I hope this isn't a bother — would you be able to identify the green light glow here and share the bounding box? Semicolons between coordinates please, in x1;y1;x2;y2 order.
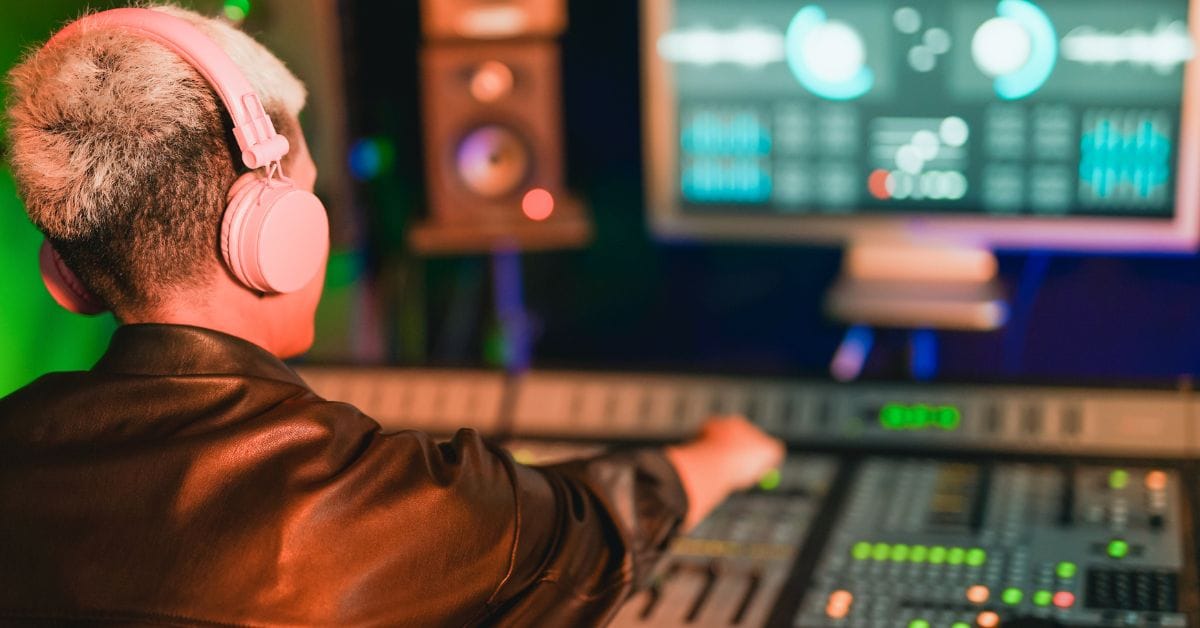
851;542;872;560
890;544;910;562
928;546;947;564
908;620;930;628
1107;539;1129;559
947;547;965;565
879;402;962;431
758;468;782;491
909;545;928;563
952;623;971;628
1033;590;1053;607
1108;469;1130;490
1056;561;1077;579
871;543;891;561
966;548;987;567
1002;588;1023;605
223;0;250;22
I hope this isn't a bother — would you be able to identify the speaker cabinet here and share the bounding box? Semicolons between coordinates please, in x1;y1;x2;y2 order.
413;40;589;253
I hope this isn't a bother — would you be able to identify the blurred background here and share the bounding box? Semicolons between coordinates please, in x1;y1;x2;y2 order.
4;0;1200;397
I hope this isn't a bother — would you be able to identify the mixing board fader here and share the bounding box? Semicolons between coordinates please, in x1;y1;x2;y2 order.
796;460;1190;628
610;457;839;628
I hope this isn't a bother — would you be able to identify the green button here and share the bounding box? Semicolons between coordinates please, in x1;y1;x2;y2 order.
966;548;987;567
891;544;910;562
952;623;971;628
928;546;947;564
1033;590;1053;607
938;406;962;430
909;545;928;563
947;547;966;565
851;542;872;560
758;468;782;491
1056;561;1077;579
1107;539;1130;559
872;543;891;561
1002;588;1023;605
880;403;906;430
1109;469;1130;490
908;621;930;628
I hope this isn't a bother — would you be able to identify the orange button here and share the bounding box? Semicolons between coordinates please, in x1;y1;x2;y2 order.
826;603;850;620
976;610;1000;627
826;589;853;619
1145;470;1168;492
966;585;990;604
828;590;853;608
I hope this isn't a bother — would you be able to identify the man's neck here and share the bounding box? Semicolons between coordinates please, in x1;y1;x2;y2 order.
117;271;310;359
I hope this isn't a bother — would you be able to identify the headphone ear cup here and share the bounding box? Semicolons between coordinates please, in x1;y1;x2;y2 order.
221;173;329;294
38;240;107;315
221;172;262;277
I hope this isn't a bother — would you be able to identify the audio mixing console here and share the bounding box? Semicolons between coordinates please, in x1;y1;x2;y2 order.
794;460;1190;627
299;367;1200;627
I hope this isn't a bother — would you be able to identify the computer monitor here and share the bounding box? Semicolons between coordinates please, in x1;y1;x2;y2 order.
642;0;1200;254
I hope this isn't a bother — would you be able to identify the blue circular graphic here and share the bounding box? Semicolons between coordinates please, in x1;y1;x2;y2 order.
994;0;1058;100
785;6;875;101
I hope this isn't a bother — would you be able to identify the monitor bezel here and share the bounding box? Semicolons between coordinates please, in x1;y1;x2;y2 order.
641;0;1200;252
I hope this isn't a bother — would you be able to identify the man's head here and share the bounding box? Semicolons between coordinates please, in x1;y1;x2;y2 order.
6;5;323;357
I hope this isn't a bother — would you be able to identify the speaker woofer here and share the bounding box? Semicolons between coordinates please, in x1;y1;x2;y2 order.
455;125;530;199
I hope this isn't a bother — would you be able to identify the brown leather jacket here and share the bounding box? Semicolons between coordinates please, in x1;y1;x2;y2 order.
0;325;688;626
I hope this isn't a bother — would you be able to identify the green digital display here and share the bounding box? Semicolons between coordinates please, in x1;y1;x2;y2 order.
878;403;962;431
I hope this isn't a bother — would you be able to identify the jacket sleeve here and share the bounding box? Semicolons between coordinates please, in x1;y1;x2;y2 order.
472;435;689;626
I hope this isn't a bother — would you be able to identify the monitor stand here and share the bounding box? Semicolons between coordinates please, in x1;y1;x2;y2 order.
824;242;1009;331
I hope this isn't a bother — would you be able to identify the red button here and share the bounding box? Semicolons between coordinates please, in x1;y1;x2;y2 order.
1053;591;1075;608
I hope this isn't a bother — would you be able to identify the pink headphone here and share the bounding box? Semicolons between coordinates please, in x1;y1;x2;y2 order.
38;8;330;315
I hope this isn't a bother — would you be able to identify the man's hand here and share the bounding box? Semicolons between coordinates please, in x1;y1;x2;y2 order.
664;417;786;530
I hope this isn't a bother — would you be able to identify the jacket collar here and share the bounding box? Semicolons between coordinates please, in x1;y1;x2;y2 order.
92;324;308;387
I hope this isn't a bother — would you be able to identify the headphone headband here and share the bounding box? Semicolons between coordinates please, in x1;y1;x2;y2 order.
48;8;288;169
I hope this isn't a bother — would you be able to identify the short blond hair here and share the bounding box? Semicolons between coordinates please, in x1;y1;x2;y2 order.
6;4;306;312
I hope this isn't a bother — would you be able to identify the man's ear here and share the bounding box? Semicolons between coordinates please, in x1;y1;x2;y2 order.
39;240;107;315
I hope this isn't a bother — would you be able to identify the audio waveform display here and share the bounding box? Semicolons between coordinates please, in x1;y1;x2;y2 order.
1062;20;1195;74
657;26;784;68
680;108;774;203
1079;110;1172;209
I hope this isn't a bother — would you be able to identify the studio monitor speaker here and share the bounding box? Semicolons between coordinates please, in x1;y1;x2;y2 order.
413;2;589;253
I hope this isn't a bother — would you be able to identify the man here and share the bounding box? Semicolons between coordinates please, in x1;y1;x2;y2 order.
0;4;784;626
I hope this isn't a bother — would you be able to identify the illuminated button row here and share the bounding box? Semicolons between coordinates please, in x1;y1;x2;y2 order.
909;613;999;628
965;586;1063;607
1109;468;1170;492
901;595;1075;628
850;542;986;566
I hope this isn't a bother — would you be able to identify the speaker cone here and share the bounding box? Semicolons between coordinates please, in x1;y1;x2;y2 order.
455;125;530;198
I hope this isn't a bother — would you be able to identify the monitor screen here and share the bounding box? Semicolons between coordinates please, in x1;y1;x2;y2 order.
642;0;1200;251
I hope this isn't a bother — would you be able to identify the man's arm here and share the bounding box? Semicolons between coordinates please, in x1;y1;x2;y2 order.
476;417;784;625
